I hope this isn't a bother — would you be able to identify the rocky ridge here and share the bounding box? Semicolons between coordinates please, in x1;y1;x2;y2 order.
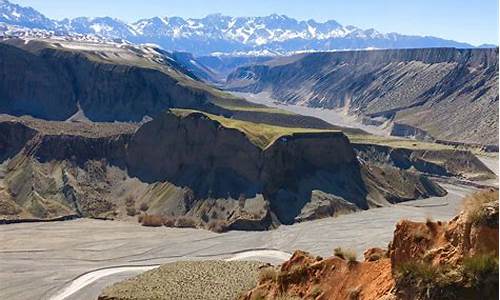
226;47;499;146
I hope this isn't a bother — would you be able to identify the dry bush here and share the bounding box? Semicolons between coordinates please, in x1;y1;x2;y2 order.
140;214;164;227
125;195;135;207
396;261;443;283
462;189;499;225
162;217;176;227
278;264;309;285
309;285;322;298
175;216;198;228
126;206;137;216
139;202;149;212
258;266;278;282
333;247;357;262
238;193;247;208
207;219;229;233
413;226;431;243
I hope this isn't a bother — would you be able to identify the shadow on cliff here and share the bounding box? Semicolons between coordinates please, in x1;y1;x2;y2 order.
264;162;369;224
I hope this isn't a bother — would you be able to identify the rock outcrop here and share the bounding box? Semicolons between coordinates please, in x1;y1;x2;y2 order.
226;48;499;146
354;143;496;181
241;190;499;299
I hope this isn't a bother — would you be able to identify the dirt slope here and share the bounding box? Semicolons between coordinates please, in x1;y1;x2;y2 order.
241;190;499;299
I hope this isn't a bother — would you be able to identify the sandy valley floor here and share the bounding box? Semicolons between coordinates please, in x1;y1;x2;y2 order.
0;183;478;300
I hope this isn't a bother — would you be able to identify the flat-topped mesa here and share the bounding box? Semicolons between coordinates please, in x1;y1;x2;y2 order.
126;110;444;227
126;109;355;197
0;112;446;229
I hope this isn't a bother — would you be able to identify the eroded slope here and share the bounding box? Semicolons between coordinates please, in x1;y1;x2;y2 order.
226;48;499;146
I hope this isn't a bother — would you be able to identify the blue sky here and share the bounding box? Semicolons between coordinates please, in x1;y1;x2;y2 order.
13;0;499;45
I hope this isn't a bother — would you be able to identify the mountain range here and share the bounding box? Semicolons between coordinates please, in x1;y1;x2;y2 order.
0;0;486;56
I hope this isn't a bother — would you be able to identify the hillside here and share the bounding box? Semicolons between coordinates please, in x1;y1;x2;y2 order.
226;48;499;146
241;190;499;299
4;109;484;230
0;37;341;131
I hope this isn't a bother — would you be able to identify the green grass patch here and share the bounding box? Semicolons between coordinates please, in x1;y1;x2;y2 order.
171;109;338;149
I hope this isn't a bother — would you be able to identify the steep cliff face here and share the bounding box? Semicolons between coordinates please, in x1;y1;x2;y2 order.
0;111;448;229
0;39;234;121
226;48;499;146
0;38;345;133
127;111;446;226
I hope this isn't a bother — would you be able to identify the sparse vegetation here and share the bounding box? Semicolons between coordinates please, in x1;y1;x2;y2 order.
333;247;357;262
139;202;149;212
462;253;499;283
258;267;278;282
396;261;442;283
126;206;137;216
207;219;229;233
462;189;499;225
171;109;337;149
162;217;176;227
309;285;322;298
413;227;431;242
347;286;361;300
140;214;164;227
175;216;198;228
124;196;137;216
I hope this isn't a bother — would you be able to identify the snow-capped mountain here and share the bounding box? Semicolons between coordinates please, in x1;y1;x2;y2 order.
0;0;479;56
0;0;54;29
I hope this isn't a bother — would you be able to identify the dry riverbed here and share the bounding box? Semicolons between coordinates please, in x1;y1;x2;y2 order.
0;183;479;300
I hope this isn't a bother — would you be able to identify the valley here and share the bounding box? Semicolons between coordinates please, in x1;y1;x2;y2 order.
0;183;477;300
0;2;497;298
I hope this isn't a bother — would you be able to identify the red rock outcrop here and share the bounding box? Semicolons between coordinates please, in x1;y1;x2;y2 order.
241;190;499;299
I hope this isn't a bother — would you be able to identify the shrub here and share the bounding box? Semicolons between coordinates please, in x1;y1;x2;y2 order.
207;219;228;233
258;267;278;282
278;264;309;285
140;214;164;227
162;217;176;227
396;261;441;283
462;253;499;282
333;247;357;262
175;216;198;228
139;202;149;212
310;285;322;298
125;195;135;207
462;190;499;225
126;206;137;216
238;194;246;208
